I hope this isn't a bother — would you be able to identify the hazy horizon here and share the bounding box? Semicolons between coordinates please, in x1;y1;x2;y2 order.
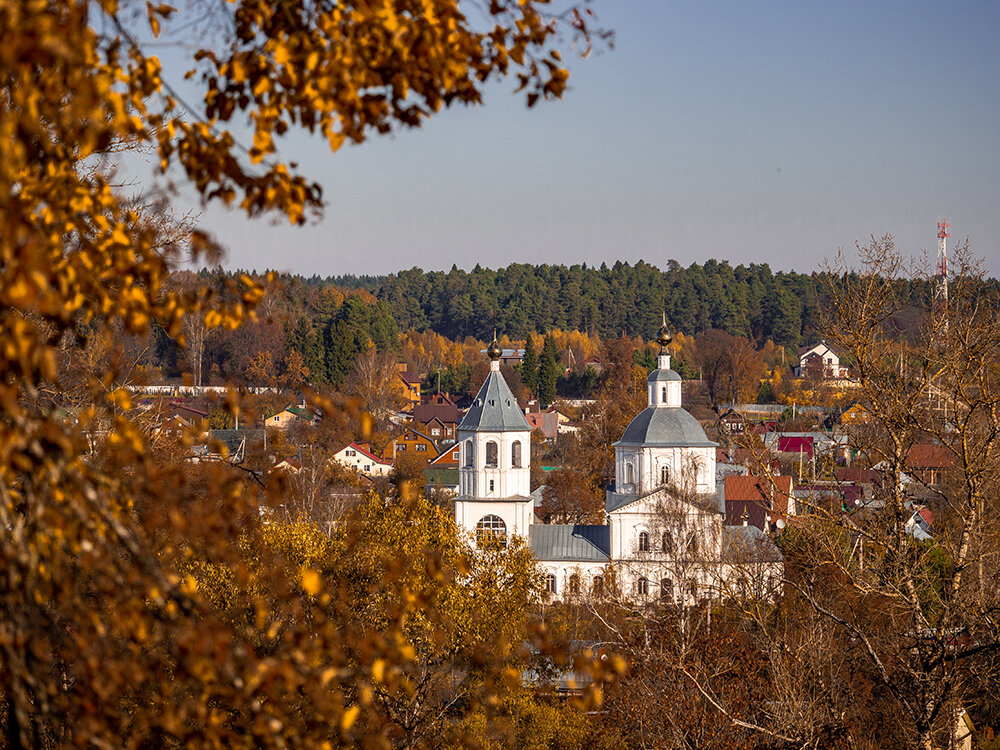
154;1;999;278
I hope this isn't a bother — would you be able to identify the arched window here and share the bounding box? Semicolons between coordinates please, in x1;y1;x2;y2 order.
625;462;634;486
464;439;473;467
592;575;604;598
687;534;699;557
635;577;648;597
638;531;650;552
661;385;667;403
485;440;498;468
662;530;674;553
659;578;673;601
687;580;699;602
660;465;670;485
511;440;522;468
569;574;580;595
476;515;507;547
545;574;557;594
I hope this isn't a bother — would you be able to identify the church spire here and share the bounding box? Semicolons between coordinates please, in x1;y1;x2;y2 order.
647;315;682;408
656;313;672;371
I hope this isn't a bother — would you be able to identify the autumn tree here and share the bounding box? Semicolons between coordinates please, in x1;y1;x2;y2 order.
664;239;1000;748
345;347;407;431
0;0;613;746
539;468;604;524
695;329;766;406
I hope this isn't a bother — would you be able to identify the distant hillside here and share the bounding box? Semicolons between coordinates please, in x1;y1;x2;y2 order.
316;260;943;347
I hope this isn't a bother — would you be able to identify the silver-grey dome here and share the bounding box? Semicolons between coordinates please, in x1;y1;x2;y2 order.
648;368;682;383
615;407;715;447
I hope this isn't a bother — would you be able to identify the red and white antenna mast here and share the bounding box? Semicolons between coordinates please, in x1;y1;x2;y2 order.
934;219;950;333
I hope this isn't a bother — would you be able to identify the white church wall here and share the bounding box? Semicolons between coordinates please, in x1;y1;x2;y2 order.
455;498;533;544
458;429;531;499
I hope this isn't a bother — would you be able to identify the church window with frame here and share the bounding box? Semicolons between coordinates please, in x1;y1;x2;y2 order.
544;574;557;594
476;515;507;546
661;385;667;403
662;530;674;553
660;465;670;485
638;531;650;552
592;575;605;598
659;578;674;601
464;439;473;467
485;440;499;468
625;461;634;486
569;574;580;595
635;577;648;597
687;533;699;557
511;440;522;468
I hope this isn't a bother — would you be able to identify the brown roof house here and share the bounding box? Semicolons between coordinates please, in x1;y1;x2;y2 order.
723;475;795;531
905;443;957;487
397;364;422;409
385;428;437;464
411;393;460;444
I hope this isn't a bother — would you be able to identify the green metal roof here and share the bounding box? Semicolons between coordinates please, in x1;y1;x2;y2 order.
529;524;610;562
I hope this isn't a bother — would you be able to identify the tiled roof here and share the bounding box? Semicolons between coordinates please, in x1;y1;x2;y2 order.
724;475;793;517
412;402;459;424
906;443;956;468
529;524;611;562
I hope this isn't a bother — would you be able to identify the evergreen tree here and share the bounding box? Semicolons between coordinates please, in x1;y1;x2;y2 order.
520;335;538;395
537;334;559;406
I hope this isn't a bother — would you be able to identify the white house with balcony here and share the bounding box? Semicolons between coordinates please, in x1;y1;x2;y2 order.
794;342;849;379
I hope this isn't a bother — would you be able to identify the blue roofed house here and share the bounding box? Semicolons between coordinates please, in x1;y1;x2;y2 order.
456;328;782;606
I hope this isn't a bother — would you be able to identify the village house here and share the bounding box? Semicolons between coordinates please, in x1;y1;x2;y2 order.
333;443;392;477
385;428;437;463
478;346;525;366
266;405;318;429
721;475;795;530
838;402;872;425
409;393;460;444
794;342;850;379
718;408;747;435
430;442;460;467
397;364;422;409
905;443;957;487
525;409;559;441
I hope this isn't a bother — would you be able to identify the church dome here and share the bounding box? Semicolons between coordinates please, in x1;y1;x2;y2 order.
648;368;682;383
616;406;715;448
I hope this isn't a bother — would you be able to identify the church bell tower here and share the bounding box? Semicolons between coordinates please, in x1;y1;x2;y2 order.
453;337;534;546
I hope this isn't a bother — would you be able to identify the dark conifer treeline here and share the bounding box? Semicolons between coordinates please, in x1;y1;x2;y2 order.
357;260;944;346
165;261;986;387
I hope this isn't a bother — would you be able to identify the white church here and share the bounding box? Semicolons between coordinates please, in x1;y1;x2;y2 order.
453;326;781;604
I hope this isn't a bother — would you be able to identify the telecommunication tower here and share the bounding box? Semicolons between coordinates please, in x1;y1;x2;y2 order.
934;219;950;334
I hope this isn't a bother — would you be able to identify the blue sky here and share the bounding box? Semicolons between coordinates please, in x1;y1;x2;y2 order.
156;0;1000;277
